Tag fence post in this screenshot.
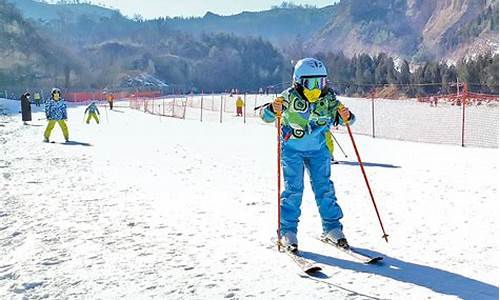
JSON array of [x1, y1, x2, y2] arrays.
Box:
[[254, 94, 258, 117], [212, 92, 215, 111], [461, 82, 468, 147], [220, 95, 223, 123], [371, 89, 376, 138], [183, 96, 188, 119], [200, 91, 204, 122], [243, 92, 247, 124], [172, 95, 176, 117]]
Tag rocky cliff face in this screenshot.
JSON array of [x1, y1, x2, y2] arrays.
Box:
[[311, 0, 498, 61], [5, 0, 498, 64]]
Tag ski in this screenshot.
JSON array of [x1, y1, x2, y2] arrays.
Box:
[[283, 248, 322, 275], [275, 240, 322, 275], [319, 237, 383, 264]]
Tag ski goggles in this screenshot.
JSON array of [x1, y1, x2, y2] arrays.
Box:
[[300, 77, 327, 91]]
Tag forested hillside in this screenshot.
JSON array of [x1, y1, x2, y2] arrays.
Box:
[[2, 0, 285, 91], [1, 0, 498, 95]]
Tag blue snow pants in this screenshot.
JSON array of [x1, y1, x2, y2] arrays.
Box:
[[280, 144, 344, 236]]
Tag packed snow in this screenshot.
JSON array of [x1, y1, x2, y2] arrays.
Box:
[[0, 97, 498, 299]]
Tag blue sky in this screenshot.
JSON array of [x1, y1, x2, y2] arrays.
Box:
[[91, 0, 336, 19]]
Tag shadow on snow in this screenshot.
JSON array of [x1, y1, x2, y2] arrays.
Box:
[[336, 160, 401, 168], [300, 249, 497, 300], [61, 141, 92, 147]]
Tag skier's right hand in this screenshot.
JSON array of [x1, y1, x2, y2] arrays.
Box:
[[272, 97, 284, 114]]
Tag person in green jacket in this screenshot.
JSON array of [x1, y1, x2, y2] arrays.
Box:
[[260, 58, 355, 251], [33, 92, 42, 107]]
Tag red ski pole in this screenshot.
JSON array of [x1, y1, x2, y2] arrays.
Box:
[[339, 105, 389, 242], [276, 98, 283, 251]]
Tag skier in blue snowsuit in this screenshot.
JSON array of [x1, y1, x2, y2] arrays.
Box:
[[44, 88, 69, 142], [260, 58, 355, 251]]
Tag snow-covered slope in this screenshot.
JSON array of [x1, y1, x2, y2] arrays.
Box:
[[0, 98, 498, 299]]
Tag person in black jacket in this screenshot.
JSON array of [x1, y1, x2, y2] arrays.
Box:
[[20, 92, 32, 125]]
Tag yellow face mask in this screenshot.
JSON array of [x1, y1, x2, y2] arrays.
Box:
[[303, 88, 321, 103], [53, 93, 61, 101]]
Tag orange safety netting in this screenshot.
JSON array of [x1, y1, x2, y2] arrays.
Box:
[[65, 91, 162, 102]]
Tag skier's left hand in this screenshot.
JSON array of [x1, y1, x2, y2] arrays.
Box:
[[338, 106, 351, 121]]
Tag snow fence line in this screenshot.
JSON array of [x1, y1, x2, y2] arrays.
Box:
[[127, 93, 498, 149], [6, 92, 494, 149]]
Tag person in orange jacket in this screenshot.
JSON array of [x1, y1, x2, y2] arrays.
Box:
[[106, 93, 114, 110]]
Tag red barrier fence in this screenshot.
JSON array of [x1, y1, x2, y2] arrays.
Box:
[[129, 96, 187, 119], [342, 83, 499, 148], [65, 83, 497, 148], [65, 90, 162, 102], [126, 84, 498, 148]]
